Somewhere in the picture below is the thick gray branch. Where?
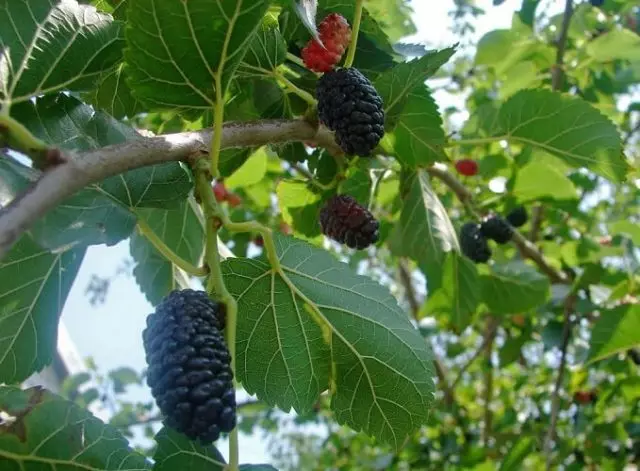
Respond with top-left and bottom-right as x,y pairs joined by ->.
0,119 -> 319,260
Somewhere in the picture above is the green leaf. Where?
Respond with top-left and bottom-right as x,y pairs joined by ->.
125,0 -> 270,110
375,47 -> 457,128
499,333 -> 530,367
152,427 -> 225,470
130,201 -> 204,305
475,29 -> 515,67
586,29 -> 640,62
0,0 -> 123,107
389,171 -> 459,278
225,148 -> 268,189
12,94 -> 192,208
609,220 -> 640,246
85,63 -> 143,119
0,156 -> 135,251
481,262 -> 550,315
499,437 -> 535,471
513,154 -> 578,202
495,89 -> 627,182
0,386 -> 150,469
423,251 -> 481,331
0,237 -> 85,384
240,15 -> 287,74
339,167 -> 372,206
222,234 -> 435,449
500,61 -> 542,99
394,86 -> 447,166
587,304 -> 640,364
541,321 -> 565,350
277,180 -> 321,209
109,367 -> 140,393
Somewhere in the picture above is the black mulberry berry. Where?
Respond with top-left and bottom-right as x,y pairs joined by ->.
460,222 -> 491,263
480,214 -> 513,244
316,68 -> 385,156
319,194 -> 379,249
143,289 -> 235,443
506,206 -> 528,228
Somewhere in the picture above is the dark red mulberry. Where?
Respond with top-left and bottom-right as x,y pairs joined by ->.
142,289 -> 235,443
319,195 -> 379,249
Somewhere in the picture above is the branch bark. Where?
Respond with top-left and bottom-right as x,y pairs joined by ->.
0,119 -> 331,260
427,163 -> 570,284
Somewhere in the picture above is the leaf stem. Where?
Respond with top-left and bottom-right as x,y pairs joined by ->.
210,73 -> 225,179
274,70 -> 317,106
286,51 -> 307,69
223,219 -> 281,271
135,218 -> 208,277
291,163 -> 337,191
194,167 -> 239,471
0,113 -> 49,155
344,0 -> 364,68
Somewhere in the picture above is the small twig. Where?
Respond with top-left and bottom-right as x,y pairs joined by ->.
544,294 -> 576,469
397,258 -> 456,406
426,164 -> 570,284
528,205 -> 545,242
451,317 -> 499,390
343,0 -> 364,68
482,316 -> 497,447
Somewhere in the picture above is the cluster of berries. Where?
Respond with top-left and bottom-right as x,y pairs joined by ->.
212,181 -> 242,208
301,14 -> 385,157
460,206 -> 528,263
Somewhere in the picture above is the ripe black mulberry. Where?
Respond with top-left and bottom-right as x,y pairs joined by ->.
143,289 -> 235,443
460,222 -> 491,263
480,214 -> 513,244
506,206 -> 528,228
316,68 -> 385,156
319,194 -> 379,249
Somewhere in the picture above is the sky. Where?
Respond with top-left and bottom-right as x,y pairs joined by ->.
57,0 -> 567,465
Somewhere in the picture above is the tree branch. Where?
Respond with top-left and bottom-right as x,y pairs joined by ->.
397,258 -> 456,406
426,163 -> 570,284
0,119 -> 333,260
544,294 -> 575,469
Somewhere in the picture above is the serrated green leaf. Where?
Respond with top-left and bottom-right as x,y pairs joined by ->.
495,89 -> 627,182
586,29 -> 640,62
0,156 -> 135,251
500,61 -> 542,99
222,234 -> 435,449
12,94 -> 192,208
375,47 -> 457,128
152,427 -> 225,470
481,262 -> 550,315
389,171 -> 459,275
394,86 -> 447,166
277,180 -> 321,209
0,236 -> 85,384
513,154 -> 578,202
130,201 -> 204,305
587,304 -> 640,364
0,0 -> 123,107
0,386 -> 150,469
125,0 -> 270,110
239,16 -> 287,74
225,148 -> 268,189
423,251 -> 480,331
85,63 -> 143,119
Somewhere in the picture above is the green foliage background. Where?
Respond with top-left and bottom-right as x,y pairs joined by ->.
0,0 -> 639,470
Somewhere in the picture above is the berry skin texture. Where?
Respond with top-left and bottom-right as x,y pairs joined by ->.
213,182 -> 227,202
454,159 -> 479,177
319,195 -> 379,250
506,206 -> 528,228
317,68 -> 385,156
480,214 -> 513,244
142,289 -> 236,444
460,222 -> 492,264
302,13 -> 351,73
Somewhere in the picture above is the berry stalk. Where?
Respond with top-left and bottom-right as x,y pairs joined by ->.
194,167 -> 239,470
274,69 -> 317,106
344,0 -> 364,68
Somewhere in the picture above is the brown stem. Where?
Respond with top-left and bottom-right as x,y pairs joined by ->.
544,294 -> 576,469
